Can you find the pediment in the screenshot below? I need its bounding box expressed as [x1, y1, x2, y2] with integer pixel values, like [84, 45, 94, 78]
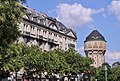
[49, 23, 58, 30]
[67, 31, 76, 38]
[23, 15, 29, 19]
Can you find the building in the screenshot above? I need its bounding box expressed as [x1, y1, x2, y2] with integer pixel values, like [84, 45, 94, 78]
[18, 7, 77, 51]
[84, 30, 106, 68]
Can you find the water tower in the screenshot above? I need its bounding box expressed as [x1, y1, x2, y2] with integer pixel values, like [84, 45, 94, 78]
[84, 30, 106, 68]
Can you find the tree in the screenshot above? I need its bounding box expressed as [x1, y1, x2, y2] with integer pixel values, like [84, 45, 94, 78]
[43, 50, 70, 75]
[0, 0, 26, 47]
[0, 43, 93, 79]
[0, 43, 25, 79]
[58, 49, 92, 75]
[95, 63, 115, 81]
[3, 43, 25, 72]
[111, 62, 120, 81]
[0, 0, 26, 79]
[22, 45, 43, 78]
[112, 61, 120, 67]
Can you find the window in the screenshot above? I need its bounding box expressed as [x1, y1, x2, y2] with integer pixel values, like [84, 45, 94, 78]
[95, 57, 96, 59]
[49, 23, 57, 30]
[31, 17, 33, 20]
[38, 20, 40, 23]
[31, 38, 34, 42]
[24, 37, 30, 44]
[43, 31, 46, 36]
[68, 43, 75, 48]
[54, 34, 57, 37]
[43, 42, 46, 49]
[59, 35, 62, 38]
[65, 37, 67, 40]
[38, 40, 42, 46]
[49, 44, 54, 49]
[59, 42, 62, 48]
[49, 32, 52, 35]
[73, 39, 75, 42]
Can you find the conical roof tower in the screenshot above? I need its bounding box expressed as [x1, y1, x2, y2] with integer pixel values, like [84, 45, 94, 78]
[84, 30, 106, 68]
[85, 30, 106, 42]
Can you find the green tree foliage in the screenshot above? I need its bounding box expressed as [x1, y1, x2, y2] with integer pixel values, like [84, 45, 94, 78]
[0, 0, 26, 47]
[112, 61, 120, 67]
[21, 45, 43, 77]
[0, 43, 93, 78]
[56, 49, 93, 75]
[0, 0, 26, 77]
[0, 43, 25, 79]
[21, 47, 92, 76]
[2, 44, 25, 72]
[44, 50, 70, 75]
[112, 62, 120, 81]
[95, 63, 116, 81]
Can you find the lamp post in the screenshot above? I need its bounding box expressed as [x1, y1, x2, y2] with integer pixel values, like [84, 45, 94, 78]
[104, 65, 108, 81]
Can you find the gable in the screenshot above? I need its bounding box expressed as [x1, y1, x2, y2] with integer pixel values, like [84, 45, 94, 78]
[49, 23, 58, 30]
[23, 15, 29, 19]
[67, 31, 76, 38]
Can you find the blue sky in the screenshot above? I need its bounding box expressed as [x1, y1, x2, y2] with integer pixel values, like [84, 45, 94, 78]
[25, 0, 120, 65]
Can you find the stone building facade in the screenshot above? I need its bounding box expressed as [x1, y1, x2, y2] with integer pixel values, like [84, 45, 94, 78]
[84, 30, 106, 68]
[18, 7, 77, 51]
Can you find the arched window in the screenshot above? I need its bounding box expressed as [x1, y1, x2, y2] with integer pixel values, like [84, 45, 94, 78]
[26, 25, 31, 32]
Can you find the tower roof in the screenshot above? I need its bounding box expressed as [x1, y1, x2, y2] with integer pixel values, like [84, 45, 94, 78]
[85, 30, 106, 42]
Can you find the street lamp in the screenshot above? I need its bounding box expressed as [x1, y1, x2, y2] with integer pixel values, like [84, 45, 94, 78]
[104, 65, 108, 81]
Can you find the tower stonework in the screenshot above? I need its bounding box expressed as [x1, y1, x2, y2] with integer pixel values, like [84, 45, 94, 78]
[84, 30, 106, 68]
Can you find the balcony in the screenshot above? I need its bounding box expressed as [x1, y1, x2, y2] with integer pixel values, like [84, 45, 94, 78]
[43, 37, 48, 41]
[23, 31, 30, 36]
[38, 35, 43, 40]
[48, 38, 54, 43]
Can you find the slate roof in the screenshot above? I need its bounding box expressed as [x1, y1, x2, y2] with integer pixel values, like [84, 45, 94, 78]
[23, 7, 77, 39]
[85, 30, 106, 42]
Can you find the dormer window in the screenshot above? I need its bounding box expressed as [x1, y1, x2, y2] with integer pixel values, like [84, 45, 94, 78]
[33, 16, 38, 22]
[38, 20, 40, 23]
[31, 17, 33, 20]
[49, 23, 57, 30]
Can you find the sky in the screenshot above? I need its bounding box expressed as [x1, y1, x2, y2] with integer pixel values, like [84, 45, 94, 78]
[25, 0, 120, 65]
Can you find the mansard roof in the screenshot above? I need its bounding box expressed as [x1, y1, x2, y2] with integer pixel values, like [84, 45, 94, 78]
[23, 7, 77, 39]
[85, 30, 106, 42]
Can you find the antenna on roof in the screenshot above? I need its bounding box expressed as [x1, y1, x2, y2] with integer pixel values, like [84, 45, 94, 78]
[89, 24, 97, 31]
[92, 24, 97, 30]
[93, 27, 97, 30]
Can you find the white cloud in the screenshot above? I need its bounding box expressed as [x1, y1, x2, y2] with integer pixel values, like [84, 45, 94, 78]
[105, 50, 120, 65]
[56, 3, 104, 28]
[109, 0, 120, 20]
